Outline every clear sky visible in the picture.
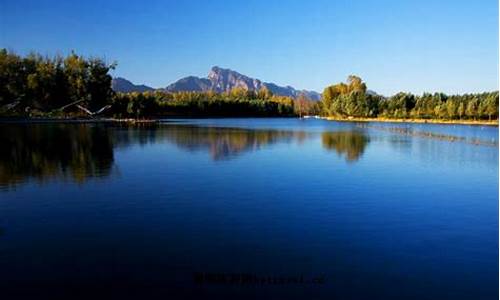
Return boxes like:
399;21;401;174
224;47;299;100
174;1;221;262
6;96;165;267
1;0;498;95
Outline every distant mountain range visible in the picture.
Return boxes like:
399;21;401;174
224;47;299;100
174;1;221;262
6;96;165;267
112;66;321;100
111;77;155;93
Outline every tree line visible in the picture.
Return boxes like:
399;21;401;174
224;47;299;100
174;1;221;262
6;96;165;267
0;49;115;115
0;49;497;120
111;90;304;118
0;49;316;118
321;76;498;121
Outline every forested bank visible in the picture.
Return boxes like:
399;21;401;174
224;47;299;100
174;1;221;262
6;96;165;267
110;90;305;118
0;50;313;118
0;49;497;121
321;76;498;121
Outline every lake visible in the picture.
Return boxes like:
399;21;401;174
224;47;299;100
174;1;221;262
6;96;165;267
0;118;498;299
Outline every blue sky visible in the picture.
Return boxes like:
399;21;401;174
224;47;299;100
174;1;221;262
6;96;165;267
1;0;498;95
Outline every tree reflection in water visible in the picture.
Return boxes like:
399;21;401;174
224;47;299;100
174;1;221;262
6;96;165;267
0;123;369;190
0;123;312;189
0;123;115;189
321;131;370;162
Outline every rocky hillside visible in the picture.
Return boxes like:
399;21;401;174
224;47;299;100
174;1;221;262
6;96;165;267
112;67;321;100
166;66;321;100
111;77;154;93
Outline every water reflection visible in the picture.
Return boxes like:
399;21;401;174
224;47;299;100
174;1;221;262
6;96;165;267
161;125;310;160
321;131;370;162
0;123;315;189
365;124;498;147
0;123;373;189
0;124;114;189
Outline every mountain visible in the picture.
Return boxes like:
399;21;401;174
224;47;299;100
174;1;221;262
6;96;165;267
112;67;322;100
166;66;321;100
111;77;154;93
164;76;212;92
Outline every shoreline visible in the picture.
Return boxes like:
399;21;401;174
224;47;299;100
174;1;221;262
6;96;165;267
0;117;161;124
323;116;499;126
0;116;498;126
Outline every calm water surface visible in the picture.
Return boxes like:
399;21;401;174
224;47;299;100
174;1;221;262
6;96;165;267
0;118;498;299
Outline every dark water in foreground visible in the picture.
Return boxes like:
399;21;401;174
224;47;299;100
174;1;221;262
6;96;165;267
0;118;498;299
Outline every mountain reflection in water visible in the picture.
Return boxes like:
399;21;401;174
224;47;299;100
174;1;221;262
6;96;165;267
162;125;311;160
0;123;370;189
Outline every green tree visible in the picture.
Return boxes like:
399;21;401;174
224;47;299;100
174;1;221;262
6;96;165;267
446;99;457;119
321;75;369;117
466;98;479;120
257;86;273;99
457;102;465;119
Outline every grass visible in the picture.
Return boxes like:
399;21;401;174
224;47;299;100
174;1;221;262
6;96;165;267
324;116;498;126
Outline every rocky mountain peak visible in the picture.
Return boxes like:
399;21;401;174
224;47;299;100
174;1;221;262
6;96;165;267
114;67;321;100
207;66;263;93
